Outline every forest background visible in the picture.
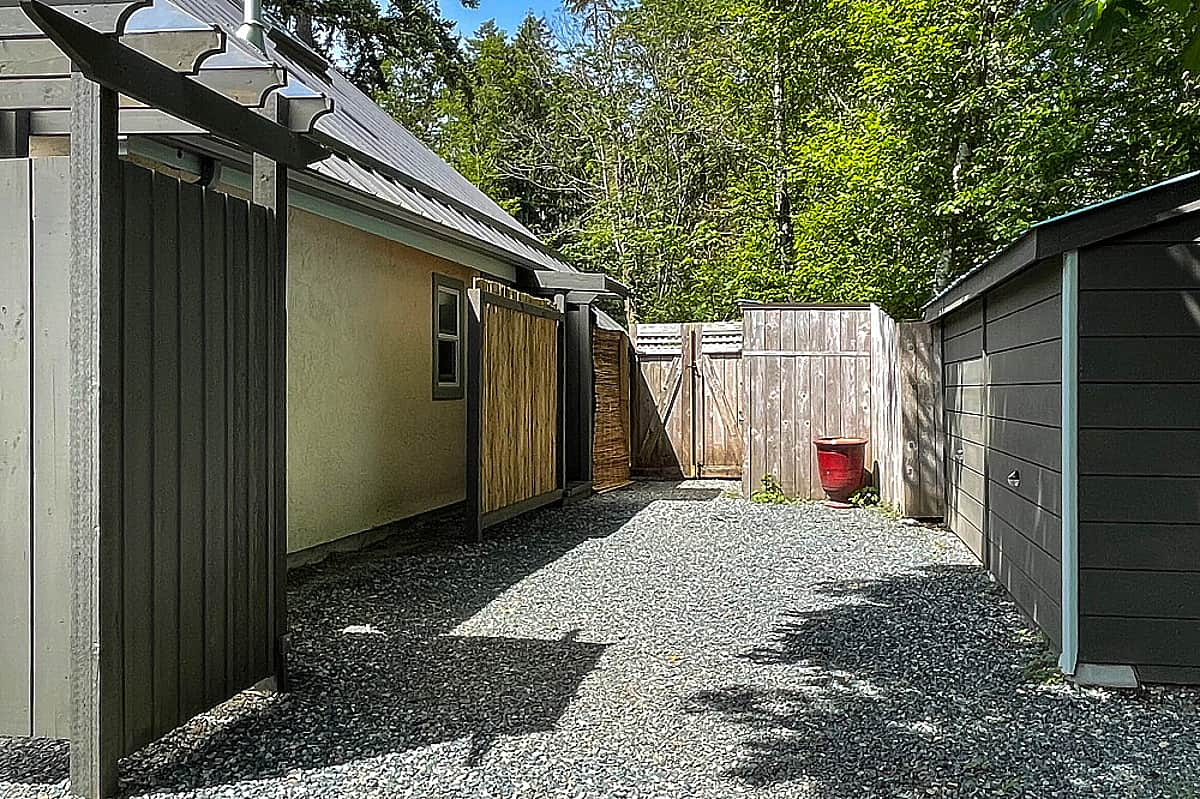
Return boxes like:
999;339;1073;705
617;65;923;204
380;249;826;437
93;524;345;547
269;0;1200;321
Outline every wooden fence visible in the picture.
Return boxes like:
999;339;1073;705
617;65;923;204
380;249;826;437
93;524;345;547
632;322;743;478
631;305;942;515
466;280;563;538
742;305;872;498
0;159;286;753
592;325;632;491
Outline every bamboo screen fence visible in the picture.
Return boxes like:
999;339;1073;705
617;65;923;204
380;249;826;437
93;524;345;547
592;326;632;491
469;280;562;531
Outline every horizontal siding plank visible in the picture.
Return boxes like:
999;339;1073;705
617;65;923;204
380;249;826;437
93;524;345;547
944;385;983;415
988;339;1061;385
1081;476;1200;523
946;504;984;561
988;384;1060;427
1080;337;1200;382
944;358;984;387
1079;384;1200;429
989;479;1062;556
943;326;983;363
1081;570;1200;619
950;487;985;531
1079;522;1200;571
1079;429;1200;476
1080;291;1200;336
1079;616;1200;667
942;301;983;339
987;449;1061;516
989;417;1060;471
1080;243;1200;289
989;539;1063;647
945;435;985;474
985;294;1060;353
945;410;984;446
990;514;1062;590
1136;665;1200;684
987;259;1061;319
948;460;985;505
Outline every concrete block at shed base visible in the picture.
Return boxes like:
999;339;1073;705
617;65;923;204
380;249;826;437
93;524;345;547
1072;663;1139;688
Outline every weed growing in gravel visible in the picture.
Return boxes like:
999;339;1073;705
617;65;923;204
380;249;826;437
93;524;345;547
750;474;793;504
848;486;901;519
1022;641;1064;686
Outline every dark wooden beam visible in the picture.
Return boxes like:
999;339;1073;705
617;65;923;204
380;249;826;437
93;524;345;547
252;93;289;693
554;293;567;493
526;270;629;299
20;0;327;166
67;70;122;799
564;303;595;485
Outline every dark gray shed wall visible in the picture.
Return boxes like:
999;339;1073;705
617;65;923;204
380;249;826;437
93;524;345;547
942;259;1064;648
1077;219;1200;679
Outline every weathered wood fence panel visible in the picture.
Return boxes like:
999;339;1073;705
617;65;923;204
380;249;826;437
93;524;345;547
631;322;742;478
631;305;943;515
742;306;872;499
0;158;285;754
871;309;944;516
592;326;631;491
467;280;563;537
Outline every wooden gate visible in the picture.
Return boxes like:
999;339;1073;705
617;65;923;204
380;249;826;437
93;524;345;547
631;322;743;478
466;280;563;538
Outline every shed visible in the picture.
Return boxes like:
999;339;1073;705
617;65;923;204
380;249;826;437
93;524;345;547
923;170;1200;687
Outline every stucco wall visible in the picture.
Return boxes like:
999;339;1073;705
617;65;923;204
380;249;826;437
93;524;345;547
287;208;476;553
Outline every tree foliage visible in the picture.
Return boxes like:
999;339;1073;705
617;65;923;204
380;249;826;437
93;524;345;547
279;0;1200;322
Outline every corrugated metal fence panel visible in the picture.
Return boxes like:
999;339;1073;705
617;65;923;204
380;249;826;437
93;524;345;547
113;162;281;755
742;307;872;499
0;157;33;736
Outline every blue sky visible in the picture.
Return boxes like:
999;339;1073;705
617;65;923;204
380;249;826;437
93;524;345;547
439;0;562;38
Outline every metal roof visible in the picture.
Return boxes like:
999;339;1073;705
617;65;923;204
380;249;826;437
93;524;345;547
163;0;574;273
922;170;1200;321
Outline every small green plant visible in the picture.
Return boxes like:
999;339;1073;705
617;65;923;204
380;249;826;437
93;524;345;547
750;474;792;504
849;486;901;518
1022;640;1064;686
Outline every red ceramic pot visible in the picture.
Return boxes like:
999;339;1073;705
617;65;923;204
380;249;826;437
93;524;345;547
813;437;868;504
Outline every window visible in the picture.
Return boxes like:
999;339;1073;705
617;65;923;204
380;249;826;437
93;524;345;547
432;274;464;399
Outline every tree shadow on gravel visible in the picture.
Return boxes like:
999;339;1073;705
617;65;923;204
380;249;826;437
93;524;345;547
689;564;1200;798
44;482;711;796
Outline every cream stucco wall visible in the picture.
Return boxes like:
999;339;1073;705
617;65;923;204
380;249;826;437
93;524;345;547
287;208;477;553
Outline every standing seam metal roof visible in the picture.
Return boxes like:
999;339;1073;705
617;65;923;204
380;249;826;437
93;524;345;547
169;0;574;273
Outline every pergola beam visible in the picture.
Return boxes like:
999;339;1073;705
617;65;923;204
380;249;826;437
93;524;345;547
20;0;326;165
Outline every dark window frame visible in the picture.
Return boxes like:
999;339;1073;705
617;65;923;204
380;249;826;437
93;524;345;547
432;273;465;400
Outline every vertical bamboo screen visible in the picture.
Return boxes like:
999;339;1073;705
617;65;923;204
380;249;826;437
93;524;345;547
474;280;561;517
592;327;631;491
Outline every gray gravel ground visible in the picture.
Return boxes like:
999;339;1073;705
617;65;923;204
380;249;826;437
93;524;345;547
3;481;1199;798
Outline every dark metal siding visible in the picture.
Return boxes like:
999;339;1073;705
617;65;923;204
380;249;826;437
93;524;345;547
943;300;986;559
1078;228;1200;670
982;259;1063;648
942;260;1064;648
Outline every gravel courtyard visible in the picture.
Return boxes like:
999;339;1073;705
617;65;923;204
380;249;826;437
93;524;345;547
3;481;1199;798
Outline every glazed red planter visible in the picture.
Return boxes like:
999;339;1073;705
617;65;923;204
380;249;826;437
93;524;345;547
813;437;868;503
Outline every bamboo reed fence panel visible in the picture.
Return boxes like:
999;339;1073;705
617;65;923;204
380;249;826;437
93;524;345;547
592;327;631;491
469;279;562;531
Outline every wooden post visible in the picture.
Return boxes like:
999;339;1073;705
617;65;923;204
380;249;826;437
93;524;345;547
554;293;567;492
464;287;484;540
564;303;594;487
0;110;30;157
68;71;122;799
251;94;290;693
